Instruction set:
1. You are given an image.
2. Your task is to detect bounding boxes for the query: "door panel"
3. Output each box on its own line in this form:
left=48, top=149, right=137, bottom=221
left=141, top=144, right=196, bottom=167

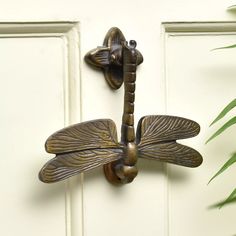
left=0, top=37, right=66, bottom=235
left=165, top=23, right=236, bottom=236
left=0, top=23, right=80, bottom=236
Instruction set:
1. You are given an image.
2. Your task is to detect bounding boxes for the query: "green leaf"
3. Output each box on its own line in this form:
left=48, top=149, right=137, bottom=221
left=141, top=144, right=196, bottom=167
left=227, top=5, right=236, bottom=10
left=209, top=189, right=236, bottom=209
left=208, top=153, right=236, bottom=184
left=206, top=116, right=236, bottom=144
left=212, top=44, right=236, bottom=51
left=218, top=188, right=236, bottom=209
left=210, top=99, right=236, bottom=126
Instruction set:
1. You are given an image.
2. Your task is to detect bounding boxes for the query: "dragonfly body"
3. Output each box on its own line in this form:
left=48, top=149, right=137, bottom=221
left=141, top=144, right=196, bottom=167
left=109, top=41, right=139, bottom=183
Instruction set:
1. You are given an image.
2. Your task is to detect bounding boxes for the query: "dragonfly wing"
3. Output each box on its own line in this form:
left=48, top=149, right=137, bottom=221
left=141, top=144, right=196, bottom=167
left=137, top=115, right=202, bottom=167
left=85, top=46, right=110, bottom=68
left=45, top=119, right=119, bottom=154
left=39, top=148, right=123, bottom=183
left=138, top=142, right=202, bottom=167
left=136, top=115, right=200, bottom=146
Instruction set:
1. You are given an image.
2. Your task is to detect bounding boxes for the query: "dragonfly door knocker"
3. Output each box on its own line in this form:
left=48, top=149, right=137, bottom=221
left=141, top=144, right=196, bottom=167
left=39, top=27, right=203, bottom=184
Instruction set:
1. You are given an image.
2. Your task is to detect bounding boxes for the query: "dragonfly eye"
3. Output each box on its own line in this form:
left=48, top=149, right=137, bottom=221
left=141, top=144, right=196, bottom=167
left=129, top=40, right=137, bottom=48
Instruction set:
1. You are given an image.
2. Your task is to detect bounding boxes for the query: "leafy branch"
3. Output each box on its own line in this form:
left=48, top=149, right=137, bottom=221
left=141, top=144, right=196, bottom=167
left=207, top=44, right=236, bottom=208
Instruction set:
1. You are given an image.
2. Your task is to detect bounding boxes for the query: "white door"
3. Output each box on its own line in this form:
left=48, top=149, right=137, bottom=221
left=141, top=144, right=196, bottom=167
left=1, top=1, right=236, bottom=236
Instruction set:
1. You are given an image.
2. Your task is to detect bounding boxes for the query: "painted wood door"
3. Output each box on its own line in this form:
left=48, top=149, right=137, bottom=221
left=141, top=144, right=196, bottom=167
left=1, top=1, right=236, bottom=236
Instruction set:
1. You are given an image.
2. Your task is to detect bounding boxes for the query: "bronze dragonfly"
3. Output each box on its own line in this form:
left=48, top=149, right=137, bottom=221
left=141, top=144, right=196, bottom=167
left=39, top=28, right=202, bottom=184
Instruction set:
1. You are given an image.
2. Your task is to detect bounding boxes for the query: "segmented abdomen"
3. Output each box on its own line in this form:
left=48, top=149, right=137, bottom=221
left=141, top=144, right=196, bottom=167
left=121, top=43, right=137, bottom=144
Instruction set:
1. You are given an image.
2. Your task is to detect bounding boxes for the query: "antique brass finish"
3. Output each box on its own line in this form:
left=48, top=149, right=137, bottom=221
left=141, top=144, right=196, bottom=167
left=39, top=27, right=203, bottom=185
left=85, top=27, right=143, bottom=89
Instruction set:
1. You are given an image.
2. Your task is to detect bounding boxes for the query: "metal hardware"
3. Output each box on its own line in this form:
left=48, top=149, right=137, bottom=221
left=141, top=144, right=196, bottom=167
left=39, top=27, right=202, bottom=185
left=85, top=27, right=143, bottom=89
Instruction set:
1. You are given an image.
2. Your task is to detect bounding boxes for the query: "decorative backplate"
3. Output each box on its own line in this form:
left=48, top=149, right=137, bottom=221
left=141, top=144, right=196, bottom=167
left=85, top=27, right=143, bottom=89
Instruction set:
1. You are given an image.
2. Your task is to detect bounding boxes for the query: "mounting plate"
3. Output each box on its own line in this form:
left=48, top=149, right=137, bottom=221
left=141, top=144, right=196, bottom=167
left=85, top=27, right=143, bottom=90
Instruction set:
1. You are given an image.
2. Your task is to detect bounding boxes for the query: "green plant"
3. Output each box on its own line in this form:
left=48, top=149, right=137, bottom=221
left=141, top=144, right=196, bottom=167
left=207, top=44, right=236, bottom=208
